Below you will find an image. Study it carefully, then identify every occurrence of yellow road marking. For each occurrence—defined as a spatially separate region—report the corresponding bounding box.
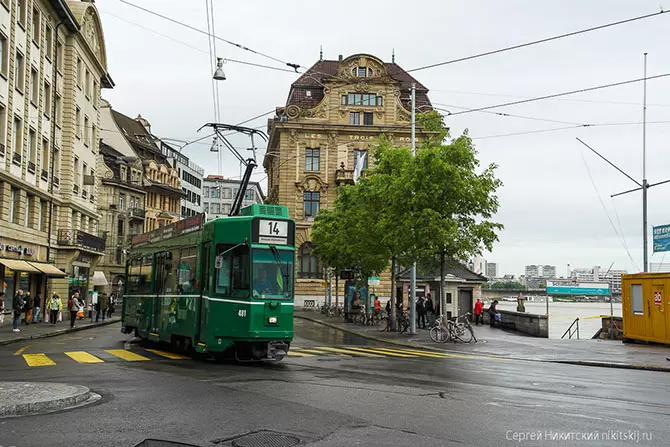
[145,349,189,360]
[371,347,450,358]
[65,351,104,363]
[315,346,387,358]
[292,347,335,355]
[105,349,150,361]
[13,346,31,356]
[344,347,417,358]
[287,351,314,357]
[23,353,56,367]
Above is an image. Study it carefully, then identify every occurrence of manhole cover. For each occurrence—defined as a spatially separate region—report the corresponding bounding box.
[231,431,300,447]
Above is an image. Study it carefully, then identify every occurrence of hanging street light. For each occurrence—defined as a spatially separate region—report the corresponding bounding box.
[213,57,226,81]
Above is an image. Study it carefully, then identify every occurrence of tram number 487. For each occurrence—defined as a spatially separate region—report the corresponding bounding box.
[237,309,247,317]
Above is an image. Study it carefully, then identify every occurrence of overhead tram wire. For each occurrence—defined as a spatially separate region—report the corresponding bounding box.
[116,0,302,72]
[471,120,670,140]
[447,72,670,117]
[407,9,669,73]
[100,9,298,74]
[433,103,587,126]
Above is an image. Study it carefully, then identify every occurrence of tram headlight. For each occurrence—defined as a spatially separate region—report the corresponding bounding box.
[268,317,278,324]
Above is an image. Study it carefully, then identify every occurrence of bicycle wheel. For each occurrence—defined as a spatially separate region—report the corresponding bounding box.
[429,326,447,343]
[457,324,473,343]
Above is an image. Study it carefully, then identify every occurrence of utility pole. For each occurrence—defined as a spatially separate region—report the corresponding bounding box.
[409,83,417,335]
[642,52,648,272]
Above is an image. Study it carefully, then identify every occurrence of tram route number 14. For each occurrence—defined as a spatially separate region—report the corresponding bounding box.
[258,219,289,245]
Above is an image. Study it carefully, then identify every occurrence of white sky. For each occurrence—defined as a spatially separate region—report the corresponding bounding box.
[98,0,670,276]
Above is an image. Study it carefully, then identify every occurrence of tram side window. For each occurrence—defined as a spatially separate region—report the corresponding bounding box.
[215,244,249,298]
[177,246,198,294]
[127,258,142,293]
[139,256,153,293]
[156,251,177,294]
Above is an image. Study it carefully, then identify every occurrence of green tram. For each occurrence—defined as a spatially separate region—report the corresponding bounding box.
[121,204,296,361]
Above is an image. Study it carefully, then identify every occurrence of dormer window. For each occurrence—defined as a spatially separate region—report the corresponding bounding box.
[352,67,373,78]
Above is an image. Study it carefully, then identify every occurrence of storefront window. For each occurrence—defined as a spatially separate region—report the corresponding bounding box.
[3,266,16,309]
[69,265,89,298]
[19,272,30,295]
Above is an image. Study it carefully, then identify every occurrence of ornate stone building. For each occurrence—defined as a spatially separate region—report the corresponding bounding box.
[0,1,112,309]
[263,53,433,306]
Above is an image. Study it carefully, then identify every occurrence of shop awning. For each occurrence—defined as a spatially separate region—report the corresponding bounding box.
[0,259,40,273]
[28,262,67,277]
[93,271,109,286]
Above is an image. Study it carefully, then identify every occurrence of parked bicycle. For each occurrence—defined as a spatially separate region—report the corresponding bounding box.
[429,312,477,343]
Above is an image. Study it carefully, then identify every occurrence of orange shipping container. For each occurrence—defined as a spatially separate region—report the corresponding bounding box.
[622,273,670,344]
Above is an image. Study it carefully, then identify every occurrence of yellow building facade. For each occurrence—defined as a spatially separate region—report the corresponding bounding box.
[264,53,434,307]
[0,0,112,310]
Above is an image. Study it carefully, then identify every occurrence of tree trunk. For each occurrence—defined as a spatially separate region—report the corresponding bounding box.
[390,256,396,330]
[440,251,446,321]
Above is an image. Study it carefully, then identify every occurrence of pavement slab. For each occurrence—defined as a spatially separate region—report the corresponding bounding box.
[0,316,121,346]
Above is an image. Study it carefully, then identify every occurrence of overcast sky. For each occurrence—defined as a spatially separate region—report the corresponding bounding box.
[98,0,670,277]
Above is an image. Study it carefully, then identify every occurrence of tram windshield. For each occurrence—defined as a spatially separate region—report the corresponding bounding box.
[252,248,293,299]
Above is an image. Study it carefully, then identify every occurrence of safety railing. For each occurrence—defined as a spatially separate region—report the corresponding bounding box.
[561,317,580,340]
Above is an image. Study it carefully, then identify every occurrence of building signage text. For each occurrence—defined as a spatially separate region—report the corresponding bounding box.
[0,243,35,256]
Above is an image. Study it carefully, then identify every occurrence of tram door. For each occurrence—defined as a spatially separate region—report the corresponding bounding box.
[197,242,212,342]
[153,253,169,333]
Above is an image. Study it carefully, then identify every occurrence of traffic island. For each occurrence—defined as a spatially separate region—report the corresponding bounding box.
[0,382,101,418]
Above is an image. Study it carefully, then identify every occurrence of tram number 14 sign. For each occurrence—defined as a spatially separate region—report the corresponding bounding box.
[654,291,663,306]
[258,220,289,245]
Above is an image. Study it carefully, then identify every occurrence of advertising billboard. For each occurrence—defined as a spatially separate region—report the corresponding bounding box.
[653,224,670,253]
[546,281,610,296]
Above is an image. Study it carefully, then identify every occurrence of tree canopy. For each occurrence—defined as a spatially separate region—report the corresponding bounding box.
[312,112,503,282]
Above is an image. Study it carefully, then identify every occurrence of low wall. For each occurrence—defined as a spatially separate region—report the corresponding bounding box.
[484,308,549,338]
[593,316,624,340]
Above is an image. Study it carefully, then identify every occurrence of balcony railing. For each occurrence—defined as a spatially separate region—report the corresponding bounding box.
[53,176,60,188]
[57,229,106,252]
[82,189,88,199]
[41,169,48,181]
[12,152,21,166]
[27,161,36,173]
[73,184,80,194]
[129,207,146,219]
[335,167,355,185]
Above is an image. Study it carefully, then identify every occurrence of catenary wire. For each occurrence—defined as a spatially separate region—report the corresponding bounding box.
[433,103,587,126]
[116,0,302,71]
[471,120,670,140]
[448,72,670,116]
[408,9,668,72]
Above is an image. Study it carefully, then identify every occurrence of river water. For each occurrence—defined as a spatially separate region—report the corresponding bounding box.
[496,301,622,339]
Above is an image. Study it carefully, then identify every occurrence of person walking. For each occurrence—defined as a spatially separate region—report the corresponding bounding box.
[32,294,41,323]
[488,300,499,328]
[12,289,25,332]
[23,292,33,325]
[48,294,61,326]
[416,296,426,329]
[107,293,116,319]
[474,298,484,325]
[68,292,82,329]
[0,292,5,327]
[425,294,435,327]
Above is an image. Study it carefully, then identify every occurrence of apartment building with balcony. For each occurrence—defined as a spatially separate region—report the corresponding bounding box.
[0,1,112,308]
[100,100,182,234]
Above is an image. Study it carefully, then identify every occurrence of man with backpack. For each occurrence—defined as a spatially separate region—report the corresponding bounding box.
[12,289,25,332]
[68,292,82,329]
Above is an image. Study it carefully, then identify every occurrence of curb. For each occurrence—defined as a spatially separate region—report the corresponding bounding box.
[0,382,96,418]
[295,314,670,373]
[0,318,121,347]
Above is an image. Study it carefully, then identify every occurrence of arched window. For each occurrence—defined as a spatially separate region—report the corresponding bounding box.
[298,242,321,279]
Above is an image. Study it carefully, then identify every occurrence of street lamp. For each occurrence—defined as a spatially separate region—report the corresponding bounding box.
[213,58,226,81]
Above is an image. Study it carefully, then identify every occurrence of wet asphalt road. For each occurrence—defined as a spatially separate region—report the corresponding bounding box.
[0,319,668,447]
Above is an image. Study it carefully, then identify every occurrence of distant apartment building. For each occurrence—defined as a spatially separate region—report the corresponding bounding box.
[160,141,204,218]
[525,265,540,278]
[471,257,487,275]
[568,265,627,292]
[202,175,264,220]
[485,262,498,278]
[541,265,556,278]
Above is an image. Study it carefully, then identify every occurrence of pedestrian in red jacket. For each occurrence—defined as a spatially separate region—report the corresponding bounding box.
[474,298,484,325]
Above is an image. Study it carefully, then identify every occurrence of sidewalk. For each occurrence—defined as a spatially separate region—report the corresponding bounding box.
[0,314,121,347]
[295,311,670,372]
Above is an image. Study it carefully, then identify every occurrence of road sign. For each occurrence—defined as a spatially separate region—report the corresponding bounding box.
[546,281,610,296]
[368,276,381,286]
[653,224,670,253]
[654,291,663,305]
